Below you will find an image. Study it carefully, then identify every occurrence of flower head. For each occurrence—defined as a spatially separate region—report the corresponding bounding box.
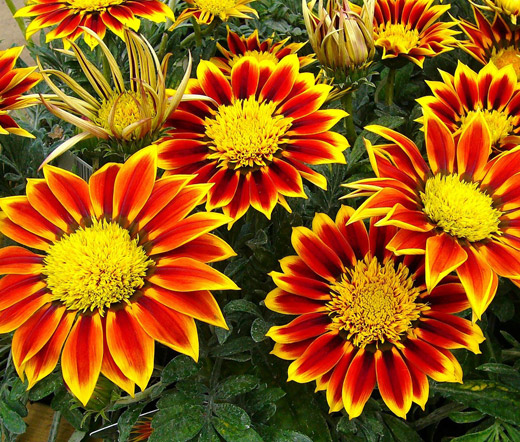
[157,55,348,224]
[14,0,174,49]
[210,27,315,75]
[266,208,484,419]
[417,61,520,153]
[39,28,192,166]
[302,0,375,79]
[481,0,520,25]
[373,0,458,67]
[0,47,41,138]
[345,111,520,319]
[458,5,520,79]
[170,0,258,30]
[0,146,238,405]
[130,416,153,441]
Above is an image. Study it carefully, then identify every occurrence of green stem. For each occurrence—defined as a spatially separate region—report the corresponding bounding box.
[5,0,32,47]
[341,91,357,145]
[47,411,62,442]
[385,68,396,106]
[192,19,202,47]
[412,402,465,431]
[114,383,163,406]
[158,0,177,60]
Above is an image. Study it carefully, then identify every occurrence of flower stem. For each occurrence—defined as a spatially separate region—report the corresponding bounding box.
[47,411,61,442]
[385,68,396,106]
[5,0,33,47]
[341,91,357,145]
[158,0,177,60]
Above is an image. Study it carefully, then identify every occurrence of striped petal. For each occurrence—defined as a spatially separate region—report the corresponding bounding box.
[342,349,376,419]
[0,247,43,275]
[425,234,467,291]
[266,313,330,344]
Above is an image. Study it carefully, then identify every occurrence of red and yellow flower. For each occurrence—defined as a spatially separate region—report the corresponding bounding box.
[373,0,458,67]
[417,61,520,153]
[170,0,257,30]
[458,5,520,79]
[481,0,520,25]
[0,47,40,138]
[130,416,153,441]
[157,55,348,223]
[15,0,174,49]
[266,208,484,419]
[346,111,520,319]
[210,28,315,76]
[0,146,238,405]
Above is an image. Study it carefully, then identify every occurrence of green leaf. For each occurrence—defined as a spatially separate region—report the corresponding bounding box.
[198,424,220,442]
[433,380,520,424]
[210,337,255,358]
[251,318,271,343]
[212,403,262,442]
[162,355,200,384]
[0,401,26,435]
[503,423,520,442]
[50,388,85,430]
[68,430,88,442]
[477,363,520,377]
[449,410,485,424]
[117,403,144,442]
[450,425,496,442]
[382,414,422,442]
[223,300,262,317]
[28,373,62,401]
[215,375,259,400]
[259,426,313,442]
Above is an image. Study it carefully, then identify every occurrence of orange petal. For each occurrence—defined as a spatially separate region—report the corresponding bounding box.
[162,233,236,263]
[61,314,103,405]
[456,112,491,181]
[259,54,298,104]
[0,246,43,275]
[89,163,122,219]
[336,206,370,260]
[0,274,45,310]
[326,344,356,413]
[270,271,331,300]
[0,212,52,250]
[266,313,330,344]
[312,212,356,267]
[342,349,376,419]
[479,240,520,279]
[406,358,429,410]
[425,234,467,291]
[271,339,313,360]
[376,203,434,233]
[106,308,153,391]
[197,60,232,104]
[206,168,240,211]
[386,229,430,255]
[132,296,199,362]
[427,282,470,313]
[265,287,327,315]
[231,56,259,99]
[248,169,279,219]
[0,291,51,333]
[424,112,455,174]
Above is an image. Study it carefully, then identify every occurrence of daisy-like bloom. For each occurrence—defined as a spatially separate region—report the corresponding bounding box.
[157,55,348,223]
[0,145,238,405]
[170,0,258,30]
[417,61,520,153]
[14,0,174,49]
[458,6,520,79]
[39,28,193,166]
[130,416,153,441]
[0,47,41,138]
[210,28,315,76]
[346,111,520,319]
[372,0,458,67]
[481,0,520,25]
[266,208,484,419]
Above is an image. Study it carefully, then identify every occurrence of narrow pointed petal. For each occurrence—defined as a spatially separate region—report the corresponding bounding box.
[406,359,429,410]
[425,234,467,291]
[163,233,236,264]
[89,163,121,219]
[101,333,135,397]
[271,339,314,360]
[0,247,43,275]
[0,275,45,311]
[424,112,455,174]
[342,349,376,419]
[0,291,51,333]
[266,313,330,343]
[265,288,327,315]
[456,112,491,181]
[326,344,356,413]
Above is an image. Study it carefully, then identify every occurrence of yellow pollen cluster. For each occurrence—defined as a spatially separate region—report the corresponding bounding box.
[205,96,293,169]
[229,51,279,67]
[491,47,520,79]
[376,23,420,52]
[96,90,156,139]
[43,219,153,315]
[460,109,514,147]
[193,0,237,15]
[421,173,503,242]
[67,0,123,11]
[327,256,428,348]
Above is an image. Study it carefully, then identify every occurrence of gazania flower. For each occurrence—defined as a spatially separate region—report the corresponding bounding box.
[458,6,520,79]
[346,111,520,319]
[0,47,40,138]
[14,0,174,49]
[0,145,238,405]
[170,0,258,30]
[373,0,458,67]
[39,28,193,167]
[157,55,348,223]
[417,61,520,153]
[130,416,153,441]
[266,208,484,419]
[481,0,520,25]
[210,28,315,76]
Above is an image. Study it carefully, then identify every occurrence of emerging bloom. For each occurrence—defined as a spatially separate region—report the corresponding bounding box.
[157,55,348,223]
[481,0,520,25]
[40,28,193,166]
[170,0,258,30]
[0,146,238,405]
[266,208,484,419]
[302,0,375,80]
[373,0,458,67]
[210,28,315,76]
[346,111,520,319]
[458,5,520,79]
[130,416,153,441]
[0,47,40,138]
[417,62,520,153]
[15,0,174,49]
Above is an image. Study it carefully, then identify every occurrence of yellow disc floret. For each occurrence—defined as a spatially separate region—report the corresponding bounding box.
[327,256,428,348]
[68,0,123,11]
[376,23,420,52]
[205,96,292,169]
[421,173,503,242]
[43,219,153,315]
[459,109,514,147]
[491,47,520,79]
[193,0,238,16]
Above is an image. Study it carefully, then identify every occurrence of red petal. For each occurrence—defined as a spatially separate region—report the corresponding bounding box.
[266,313,330,343]
[456,112,491,181]
[326,344,356,412]
[231,56,259,99]
[342,349,376,419]
[265,288,327,315]
[425,234,467,291]
[0,247,43,275]
[424,112,455,174]
[89,163,121,219]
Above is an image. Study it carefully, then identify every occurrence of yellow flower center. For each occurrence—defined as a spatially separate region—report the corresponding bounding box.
[193,0,237,15]
[96,91,156,139]
[421,173,503,242]
[205,96,292,169]
[67,0,123,11]
[376,23,420,53]
[460,109,514,147]
[43,219,153,315]
[327,256,428,348]
[229,51,279,67]
[491,47,520,79]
